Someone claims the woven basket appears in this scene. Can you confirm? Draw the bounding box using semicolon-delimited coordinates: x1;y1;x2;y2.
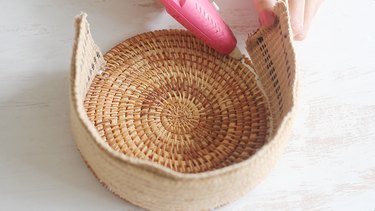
70;1;296;210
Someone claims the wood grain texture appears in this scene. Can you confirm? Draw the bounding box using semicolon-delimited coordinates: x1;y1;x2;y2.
0;0;374;210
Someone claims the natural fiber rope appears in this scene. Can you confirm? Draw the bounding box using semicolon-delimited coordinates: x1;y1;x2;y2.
70;1;296;210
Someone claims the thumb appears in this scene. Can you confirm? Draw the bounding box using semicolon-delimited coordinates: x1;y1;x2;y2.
253;0;277;27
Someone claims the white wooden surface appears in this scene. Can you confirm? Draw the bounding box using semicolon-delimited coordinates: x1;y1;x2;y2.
1;0;374;210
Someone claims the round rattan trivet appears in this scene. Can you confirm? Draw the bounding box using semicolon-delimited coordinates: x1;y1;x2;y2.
84;30;270;173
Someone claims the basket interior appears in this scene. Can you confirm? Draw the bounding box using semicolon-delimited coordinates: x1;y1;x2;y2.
83;30;272;173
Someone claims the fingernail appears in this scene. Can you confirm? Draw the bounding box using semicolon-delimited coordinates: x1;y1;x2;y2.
294;33;305;41
259;10;276;27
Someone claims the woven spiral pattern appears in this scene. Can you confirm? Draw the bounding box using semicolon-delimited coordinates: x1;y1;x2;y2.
84;30;271;173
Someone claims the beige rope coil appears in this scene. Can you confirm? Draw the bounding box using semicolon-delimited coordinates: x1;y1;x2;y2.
70;1;296;210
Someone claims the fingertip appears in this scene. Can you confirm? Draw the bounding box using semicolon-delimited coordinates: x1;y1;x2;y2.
253;0;277;28
259;10;276;27
291;21;304;40
294;33;305;41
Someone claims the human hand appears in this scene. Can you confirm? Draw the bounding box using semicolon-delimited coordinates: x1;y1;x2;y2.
253;0;324;40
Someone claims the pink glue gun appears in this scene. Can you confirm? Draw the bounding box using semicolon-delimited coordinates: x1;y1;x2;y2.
160;0;242;59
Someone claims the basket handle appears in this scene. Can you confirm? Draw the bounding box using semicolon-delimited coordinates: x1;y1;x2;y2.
71;13;105;104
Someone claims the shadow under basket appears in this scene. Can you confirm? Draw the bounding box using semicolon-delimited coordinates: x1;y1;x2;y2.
70;2;297;210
